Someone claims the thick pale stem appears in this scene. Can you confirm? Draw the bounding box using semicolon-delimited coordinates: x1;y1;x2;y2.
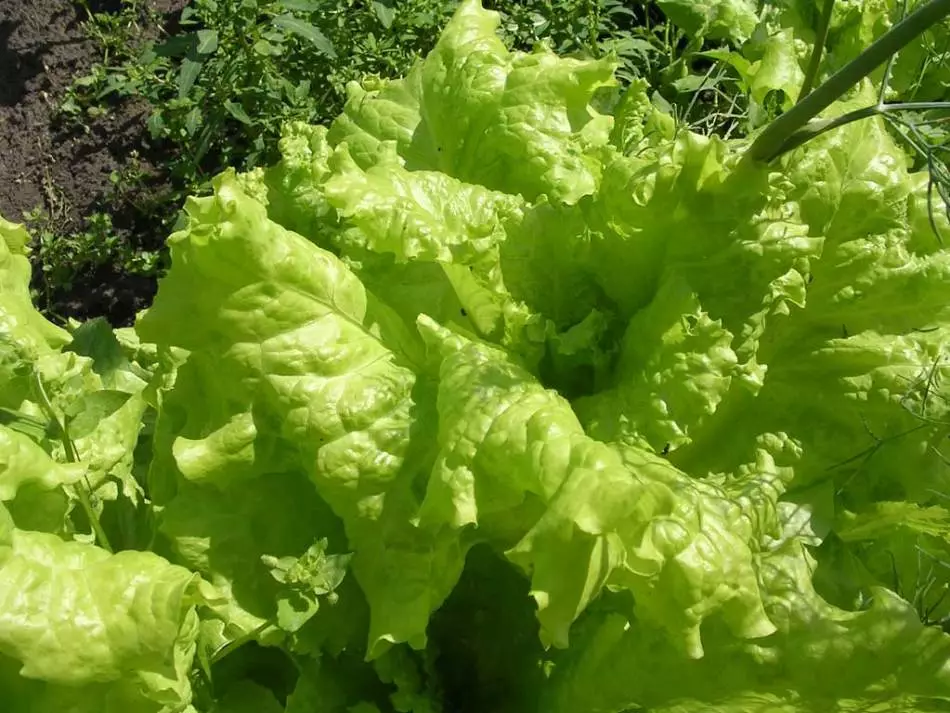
773;101;950;155
746;0;950;163
210;622;274;664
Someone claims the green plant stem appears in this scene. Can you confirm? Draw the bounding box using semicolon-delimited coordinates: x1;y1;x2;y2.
31;372;114;554
798;0;836;100
879;0;910;105
210;621;274;664
76;0;94;22
770;101;950;154
746;0;950;163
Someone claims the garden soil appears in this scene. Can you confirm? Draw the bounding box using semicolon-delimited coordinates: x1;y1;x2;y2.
0;0;185;325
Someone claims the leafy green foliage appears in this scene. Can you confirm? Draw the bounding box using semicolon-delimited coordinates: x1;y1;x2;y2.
27;209;160;307
49;0;764;311
263;539;352;633
59;0;162;120
4;1;950;712
65;0;677;193
21;149;165;322
48;0;725;324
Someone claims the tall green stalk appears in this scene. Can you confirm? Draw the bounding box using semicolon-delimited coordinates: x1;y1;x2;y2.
769;100;950;155
797;0;836;100
746;0;950;163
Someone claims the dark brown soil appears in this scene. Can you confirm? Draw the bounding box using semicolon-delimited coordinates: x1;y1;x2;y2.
0;0;186;326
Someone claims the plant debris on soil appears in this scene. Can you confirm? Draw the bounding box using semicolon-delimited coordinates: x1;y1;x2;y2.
0;0;186;326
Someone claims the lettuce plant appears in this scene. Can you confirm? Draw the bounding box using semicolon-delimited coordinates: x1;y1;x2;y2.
2;2;950;711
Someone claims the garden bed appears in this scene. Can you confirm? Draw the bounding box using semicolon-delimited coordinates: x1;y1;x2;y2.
0;0;185;324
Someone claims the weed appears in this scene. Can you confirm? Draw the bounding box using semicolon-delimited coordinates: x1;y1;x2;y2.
60;0;164;123
24;151;162;315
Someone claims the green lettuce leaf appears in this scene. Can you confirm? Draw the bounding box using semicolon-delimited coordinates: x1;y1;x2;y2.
136;174;463;658
0;216;70;358
158;471;347;637
0;503;206;710
136;173;418;524
0;424;85;502
328;0;617;204
657;0;760;43
324;144;523;264
0;423;84;533
418;318;783;655
259;122;338;245
544;540;950;713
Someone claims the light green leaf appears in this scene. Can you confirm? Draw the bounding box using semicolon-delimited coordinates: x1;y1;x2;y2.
325;144;523;263
0;217;70;368
262;538;351;633
745;28;804;110
499;198;605;331
329;0;617;203
171;410;260;488
137;173;417;523
0;424;84;502
0;509;205;709
258;123;338;243
418;318;782;654
657;0;760;43
545;540;950;713
137;176;461;655
576;274;753;453
69;389;147;496
159;471;345;637
196;29;218;55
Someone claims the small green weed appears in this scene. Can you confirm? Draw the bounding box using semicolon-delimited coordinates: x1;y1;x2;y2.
60;0;163;123
24;152;163;314
27;208;160;307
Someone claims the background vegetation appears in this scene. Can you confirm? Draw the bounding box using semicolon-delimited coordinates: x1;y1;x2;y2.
18;0;950;321
27;0;739;318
